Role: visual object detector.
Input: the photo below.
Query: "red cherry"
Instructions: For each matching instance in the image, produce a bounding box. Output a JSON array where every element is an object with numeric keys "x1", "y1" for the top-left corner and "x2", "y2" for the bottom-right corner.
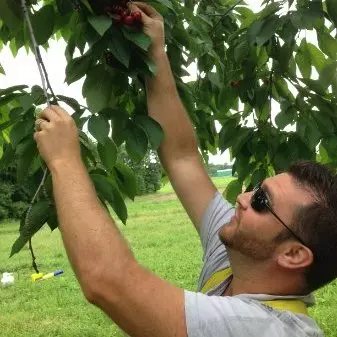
[
  {"x1": 104, "y1": 5, "x2": 113, "y2": 12},
  {"x1": 132, "y1": 11, "x2": 142, "y2": 21},
  {"x1": 114, "y1": 15, "x2": 123, "y2": 24},
  {"x1": 230, "y1": 80, "x2": 240, "y2": 88},
  {"x1": 124, "y1": 15, "x2": 134, "y2": 25}
]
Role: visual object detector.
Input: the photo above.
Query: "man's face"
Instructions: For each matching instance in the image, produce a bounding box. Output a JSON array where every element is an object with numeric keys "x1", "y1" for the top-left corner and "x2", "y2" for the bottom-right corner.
[{"x1": 219, "y1": 173, "x2": 313, "y2": 261}]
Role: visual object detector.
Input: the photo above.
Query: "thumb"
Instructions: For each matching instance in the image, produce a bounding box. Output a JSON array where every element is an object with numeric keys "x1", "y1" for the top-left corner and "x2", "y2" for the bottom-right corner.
[{"x1": 128, "y1": 3, "x2": 151, "y2": 25}]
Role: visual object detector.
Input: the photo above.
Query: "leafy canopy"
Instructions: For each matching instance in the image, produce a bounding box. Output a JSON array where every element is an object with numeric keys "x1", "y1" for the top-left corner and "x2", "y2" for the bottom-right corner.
[{"x1": 0, "y1": 0, "x2": 337, "y2": 255}]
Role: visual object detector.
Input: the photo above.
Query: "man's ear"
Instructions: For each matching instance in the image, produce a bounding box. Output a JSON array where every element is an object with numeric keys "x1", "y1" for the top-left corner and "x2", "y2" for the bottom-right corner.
[{"x1": 277, "y1": 243, "x2": 314, "y2": 270}]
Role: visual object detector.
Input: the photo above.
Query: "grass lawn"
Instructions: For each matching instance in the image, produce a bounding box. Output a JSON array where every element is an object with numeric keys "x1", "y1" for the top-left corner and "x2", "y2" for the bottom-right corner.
[{"x1": 0, "y1": 176, "x2": 336, "y2": 336}]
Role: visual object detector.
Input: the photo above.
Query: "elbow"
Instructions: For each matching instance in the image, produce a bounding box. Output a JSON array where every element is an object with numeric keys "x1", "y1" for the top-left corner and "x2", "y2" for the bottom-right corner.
[
  {"x1": 82, "y1": 273, "x2": 120, "y2": 308},
  {"x1": 80, "y1": 270, "x2": 103, "y2": 305},
  {"x1": 80, "y1": 258, "x2": 137, "y2": 307}
]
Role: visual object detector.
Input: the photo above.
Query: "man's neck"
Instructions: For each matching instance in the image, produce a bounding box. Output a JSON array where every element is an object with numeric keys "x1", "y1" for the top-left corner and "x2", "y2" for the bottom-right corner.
[{"x1": 225, "y1": 250, "x2": 304, "y2": 297}]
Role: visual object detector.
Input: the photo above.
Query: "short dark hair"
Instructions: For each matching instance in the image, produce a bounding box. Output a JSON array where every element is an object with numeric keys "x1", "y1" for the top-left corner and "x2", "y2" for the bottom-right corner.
[{"x1": 287, "y1": 160, "x2": 337, "y2": 293}]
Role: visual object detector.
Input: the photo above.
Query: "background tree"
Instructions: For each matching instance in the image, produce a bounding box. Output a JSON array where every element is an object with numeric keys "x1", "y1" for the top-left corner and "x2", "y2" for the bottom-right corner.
[
  {"x1": 206, "y1": 163, "x2": 232, "y2": 177},
  {"x1": 0, "y1": 0, "x2": 337, "y2": 259},
  {"x1": 118, "y1": 145, "x2": 162, "y2": 195}
]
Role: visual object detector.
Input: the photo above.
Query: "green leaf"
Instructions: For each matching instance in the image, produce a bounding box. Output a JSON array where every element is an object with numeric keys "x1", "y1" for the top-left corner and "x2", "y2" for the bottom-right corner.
[
  {"x1": 56, "y1": 0, "x2": 73, "y2": 14},
  {"x1": 317, "y1": 31, "x2": 337, "y2": 60},
  {"x1": 255, "y1": 17, "x2": 279, "y2": 47},
  {"x1": 300, "y1": 78, "x2": 326, "y2": 96},
  {"x1": 0, "y1": 63, "x2": 5, "y2": 75},
  {"x1": 65, "y1": 55, "x2": 92, "y2": 84},
  {"x1": 30, "y1": 85, "x2": 45, "y2": 105},
  {"x1": 0, "y1": 0, "x2": 21, "y2": 31},
  {"x1": 125, "y1": 120, "x2": 148, "y2": 162},
  {"x1": 208, "y1": 72, "x2": 221, "y2": 88},
  {"x1": 326, "y1": 0, "x2": 337, "y2": 28},
  {"x1": 319, "y1": 61, "x2": 337, "y2": 90},
  {"x1": 140, "y1": 54, "x2": 157, "y2": 76},
  {"x1": 57, "y1": 95, "x2": 81, "y2": 111},
  {"x1": 47, "y1": 208, "x2": 59, "y2": 231},
  {"x1": 275, "y1": 105, "x2": 296, "y2": 129},
  {"x1": 251, "y1": 168, "x2": 267, "y2": 186},
  {"x1": 80, "y1": 0, "x2": 94, "y2": 13},
  {"x1": 122, "y1": 28, "x2": 152, "y2": 51},
  {"x1": 113, "y1": 161, "x2": 137, "y2": 201},
  {"x1": 291, "y1": 9, "x2": 322, "y2": 30},
  {"x1": 231, "y1": 128, "x2": 253, "y2": 154},
  {"x1": 16, "y1": 138, "x2": 38, "y2": 183},
  {"x1": 311, "y1": 111, "x2": 334, "y2": 136},
  {"x1": 218, "y1": 86, "x2": 238, "y2": 112},
  {"x1": 109, "y1": 27, "x2": 130, "y2": 68},
  {"x1": 82, "y1": 65, "x2": 114, "y2": 112},
  {"x1": 0, "y1": 85, "x2": 28, "y2": 96},
  {"x1": 295, "y1": 39, "x2": 311, "y2": 78},
  {"x1": 31, "y1": 5, "x2": 55, "y2": 45},
  {"x1": 321, "y1": 137, "x2": 337, "y2": 161},
  {"x1": 9, "y1": 39, "x2": 18, "y2": 57},
  {"x1": 234, "y1": 39, "x2": 250, "y2": 63},
  {"x1": 306, "y1": 43, "x2": 325, "y2": 71},
  {"x1": 97, "y1": 138, "x2": 117, "y2": 171},
  {"x1": 134, "y1": 116, "x2": 164, "y2": 150},
  {"x1": 10, "y1": 119, "x2": 34, "y2": 147},
  {"x1": 88, "y1": 115, "x2": 110, "y2": 145},
  {"x1": 91, "y1": 174, "x2": 127, "y2": 224},
  {"x1": 223, "y1": 179, "x2": 242, "y2": 205},
  {"x1": 153, "y1": 0, "x2": 174, "y2": 10},
  {"x1": 11, "y1": 200, "x2": 50, "y2": 257},
  {"x1": 88, "y1": 15, "x2": 112, "y2": 36},
  {"x1": 219, "y1": 117, "x2": 240, "y2": 151},
  {"x1": 18, "y1": 94, "x2": 34, "y2": 112}
]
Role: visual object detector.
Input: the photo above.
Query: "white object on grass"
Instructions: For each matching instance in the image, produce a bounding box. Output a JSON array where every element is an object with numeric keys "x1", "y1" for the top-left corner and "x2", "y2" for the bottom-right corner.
[{"x1": 1, "y1": 272, "x2": 15, "y2": 287}]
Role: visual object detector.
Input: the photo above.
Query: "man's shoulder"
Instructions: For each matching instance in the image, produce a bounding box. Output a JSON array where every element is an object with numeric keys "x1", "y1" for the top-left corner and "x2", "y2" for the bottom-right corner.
[{"x1": 184, "y1": 291, "x2": 324, "y2": 337}]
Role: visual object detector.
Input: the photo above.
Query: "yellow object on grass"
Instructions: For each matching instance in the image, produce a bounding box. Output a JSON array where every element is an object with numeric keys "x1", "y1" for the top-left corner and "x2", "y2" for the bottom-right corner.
[{"x1": 31, "y1": 273, "x2": 44, "y2": 281}]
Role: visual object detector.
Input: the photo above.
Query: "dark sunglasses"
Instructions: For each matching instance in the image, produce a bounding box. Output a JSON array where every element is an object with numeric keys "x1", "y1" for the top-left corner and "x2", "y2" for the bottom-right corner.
[{"x1": 251, "y1": 183, "x2": 307, "y2": 247}]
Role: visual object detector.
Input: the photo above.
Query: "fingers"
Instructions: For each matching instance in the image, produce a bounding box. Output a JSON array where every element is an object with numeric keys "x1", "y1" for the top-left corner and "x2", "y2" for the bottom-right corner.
[
  {"x1": 37, "y1": 105, "x2": 70, "y2": 120},
  {"x1": 131, "y1": 2, "x2": 162, "y2": 19},
  {"x1": 50, "y1": 105, "x2": 70, "y2": 118},
  {"x1": 35, "y1": 118, "x2": 48, "y2": 132},
  {"x1": 37, "y1": 107, "x2": 58, "y2": 123},
  {"x1": 35, "y1": 105, "x2": 73, "y2": 133},
  {"x1": 128, "y1": 3, "x2": 150, "y2": 24}
]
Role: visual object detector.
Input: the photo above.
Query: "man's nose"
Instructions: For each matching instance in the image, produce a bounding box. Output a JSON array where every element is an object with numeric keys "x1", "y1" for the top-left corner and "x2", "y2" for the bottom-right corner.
[{"x1": 236, "y1": 192, "x2": 251, "y2": 210}]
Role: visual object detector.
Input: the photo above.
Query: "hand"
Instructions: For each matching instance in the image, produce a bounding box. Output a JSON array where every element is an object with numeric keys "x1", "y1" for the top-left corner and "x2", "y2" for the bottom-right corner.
[
  {"x1": 129, "y1": 2, "x2": 165, "y2": 55},
  {"x1": 34, "y1": 105, "x2": 81, "y2": 170}
]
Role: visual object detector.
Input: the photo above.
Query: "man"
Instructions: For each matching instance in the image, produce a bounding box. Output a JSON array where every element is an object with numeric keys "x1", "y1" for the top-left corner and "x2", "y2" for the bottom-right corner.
[{"x1": 34, "y1": 3, "x2": 337, "y2": 336}]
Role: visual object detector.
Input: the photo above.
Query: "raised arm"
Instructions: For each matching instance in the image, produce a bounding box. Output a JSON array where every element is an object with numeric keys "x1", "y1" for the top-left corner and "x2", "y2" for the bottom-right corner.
[
  {"x1": 34, "y1": 106, "x2": 187, "y2": 337},
  {"x1": 132, "y1": 2, "x2": 217, "y2": 230}
]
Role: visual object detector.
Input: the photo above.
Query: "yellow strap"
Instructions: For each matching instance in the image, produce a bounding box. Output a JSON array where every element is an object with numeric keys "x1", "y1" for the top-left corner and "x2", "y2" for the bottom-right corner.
[
  {"x1": 260, "y1": 299, "x2": 308, "y2": 315},
  {"x1": 201, "y1": 267, "x2": 308, "y2": 316},
  {"x1": 201, "y1": 267, "x2": 233, "y2": 294}
]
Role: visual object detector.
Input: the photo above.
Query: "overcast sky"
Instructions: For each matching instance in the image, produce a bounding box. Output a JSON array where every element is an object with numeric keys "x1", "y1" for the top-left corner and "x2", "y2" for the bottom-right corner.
[{"x1": 0, "y1": 0, "x2": 263, "y2": 165}]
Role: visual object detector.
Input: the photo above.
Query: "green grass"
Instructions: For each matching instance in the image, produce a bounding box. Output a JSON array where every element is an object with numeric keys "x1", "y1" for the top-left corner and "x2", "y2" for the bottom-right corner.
[{"x1": 0, "y1": 176, "x2": 336, "y2": 336}]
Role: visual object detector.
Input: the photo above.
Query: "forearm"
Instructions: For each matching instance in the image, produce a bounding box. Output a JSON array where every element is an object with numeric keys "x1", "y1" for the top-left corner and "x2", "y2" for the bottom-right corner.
[
  {"x1": 146, "y1": 48, "x2": 199, "y2": 166},
  {"x1": 50, "y1": 160, "x2": 134, "y2": 296}
]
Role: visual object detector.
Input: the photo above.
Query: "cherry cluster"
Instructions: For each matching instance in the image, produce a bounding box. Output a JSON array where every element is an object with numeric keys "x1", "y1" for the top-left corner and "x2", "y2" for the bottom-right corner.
[{"x1": 104, "y1": 3, "x2": 142, "y2": 26}]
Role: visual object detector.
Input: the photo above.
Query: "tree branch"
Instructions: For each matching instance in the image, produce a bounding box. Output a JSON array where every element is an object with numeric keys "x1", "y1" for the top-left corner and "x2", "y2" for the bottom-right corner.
[
  {"x1": 21, "y1": 0, "x2": 53, "y2": 270},
  {"x1": 210, "y1": 0, "x2": 245, "y2": 36},
  {"x1": 21, "y1": 0, "x2": 51, "y2": 106},
  {"x1": 28, "y1": 238, "x2": 39, "y2": 274}
]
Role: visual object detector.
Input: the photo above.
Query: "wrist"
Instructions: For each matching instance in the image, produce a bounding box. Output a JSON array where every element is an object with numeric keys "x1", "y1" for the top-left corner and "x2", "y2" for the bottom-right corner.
[
  {"x1": 49, "y1": 157, "x2": 85, "y2": 175},
  {"x1": 149, "y1": 45, "x2": 166, "y2": 61}
]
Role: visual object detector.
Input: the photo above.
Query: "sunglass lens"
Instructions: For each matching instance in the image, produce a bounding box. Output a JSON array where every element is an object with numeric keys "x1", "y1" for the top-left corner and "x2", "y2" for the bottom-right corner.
[{"x1": 251, "y1": 186, "x2": 268, "y2": 212}]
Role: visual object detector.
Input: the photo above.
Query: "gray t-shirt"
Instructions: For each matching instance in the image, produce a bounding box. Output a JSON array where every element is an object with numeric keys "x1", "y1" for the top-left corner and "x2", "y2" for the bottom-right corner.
[{"x1": 184, "y1": 192, "x2": 324, "y2": 337}]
